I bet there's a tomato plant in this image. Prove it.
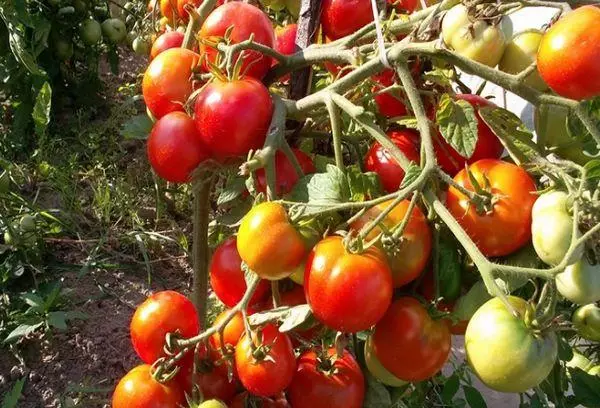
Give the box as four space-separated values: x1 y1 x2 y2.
112 364 184 408
321 0 373 40
256 149 315 196
150 31 185 60
573 304 600 342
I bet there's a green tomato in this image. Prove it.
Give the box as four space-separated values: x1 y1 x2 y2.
53 38 73 60
73 0 88 14
101 18 127 44
556 259 600 305
589 366 600 377
499 30 547 91
453 281 491 322
441 4 507 67
132 37 150 55
566 351 594 372
79 19 102 45
465 296 558 393
364 336 407 387
199 400 227 408
19 215 36 232
285 0 300 17
573 304 600 341
0 170 10 193
531 191 582 266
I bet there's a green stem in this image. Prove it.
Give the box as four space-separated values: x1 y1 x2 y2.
192 180 212 328
324 95 345 171
390 190 420 240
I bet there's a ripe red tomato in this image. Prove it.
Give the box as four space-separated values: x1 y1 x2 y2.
230 392 290 408
434 94 504 176
194 78 273 161
196 369 238 403
387 0 418 13
147 112 209 183
142 48 200 119
372 70 409 118
321 0 373 40
256 149 315 196
209 237 270 307
287 348 365 408
159 0 177 23
364 129 420 193
235 324 296 397
130 291 200 364
275 24 298 56
199 2 275 79
372 297 451 381
537 6 600 100
150 31 184 60
208 309 252 376
446 159 537 257
113 364 183 408
305 236 392 332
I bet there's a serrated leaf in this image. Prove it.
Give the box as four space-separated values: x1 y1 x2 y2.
557 336 573 362
120 114 153 140
363 374 392 408
3 322 43 343
567 98 600 155
423 68 454 88
289 164 350 214
248 305 313 333
584 159 600 184
47 311 68 330
437 238 462 301
32 81 51 136
399 163 421 189
2 377 25 408
346 166 382 202
569 368 600 408
442 374 460 404
217 176 246 206
464 385 487 408
436 94 479 158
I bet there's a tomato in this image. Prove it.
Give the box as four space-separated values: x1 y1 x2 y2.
176 0 217 23
573 304 600 341
372 70 409 118
209 237 270 307
199 3 275 79
142 48 200 119
196 369 238 403
305 236 392 332
194 78 272 161
372 297 450 381
537 6 600 100
101 18 127 43
287 348 365 408
112 364 183 408
350 199 431 288
132 37 150 56
150 31 184 60
235 324 296 397
208 309 250 376
441 4 506 67
256 149 315 196
230 392 290 408
387 0 417 13
434 94 504 176
465 296 558 392
499 30 547 91
364 336 407 387
199 400 227 408
237 202 307 280
274 24 297 56
531 191 582 266
446 159 537 257
364 129 420 193
130 291 200 363
321 0 373 40
53 38 73 61
79 19 102 45
556 258 600 305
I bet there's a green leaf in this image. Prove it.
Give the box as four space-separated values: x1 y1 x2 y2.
32 81 52 137
248 305 313 332
395 117 419 130
346 166 382 202
567 97 600 155
3 322 43 343
437 238 462 301
399 163 421 189
569 368 600 408
436 94 479 158
363 373 392 408
464 386 488 408
47 311 68 330
289 164 350 214
479 106 542 165
217 176 246 206
557 336 574 362
584 159 600 184
21 292 45 311
120 114 153 140
0 8 46 76
441 374 460 404
2 377 25 408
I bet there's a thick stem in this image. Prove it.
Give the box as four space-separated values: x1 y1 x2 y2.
192 180 212 328
324 95 345 171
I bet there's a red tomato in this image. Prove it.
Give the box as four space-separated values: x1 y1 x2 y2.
255 149 315 196
387 0 418 13
446 159 537 257
208 309 249 376
321 0 373 40
159 0 177 23
537 6 600 100
130 291 200 364
112 364 183 408
209 237 270 308
142 48 200 119
147 112 209 183
287 348 365 408
199 2 275 79
230 392 291 408
194 78 273 161
176 0 224 22
372 297 451 381
235 324 296 397
196 369 238 403
150 31 184 60
275 24 297 56
364 129 420 193
372 70 409 118
305 236 393 332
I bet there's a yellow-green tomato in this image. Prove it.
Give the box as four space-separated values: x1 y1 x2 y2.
199 400 227 408
499 30 547 90
573 304 600 341
79 19 102 45
566 351 594 372
101 18 127 44
465 296 558 393
19 215 36 232
556 259 600 304
441 4 507 67
364 336 407 387
132 37 150 55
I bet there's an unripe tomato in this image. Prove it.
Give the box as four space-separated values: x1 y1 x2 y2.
79 19 102 45
255 149 315 196
142 48 200 119
364 336 407 387
351 199 431 288
199 3 275 79
465 296 558 393
556 259 600 305
112 364 183 408
499 30 547 91
209 237 270 307
194 78 273 161
101 18 127 44
53 38 73 61
441 4 506 67
364 129 420 193
321 0 373 40
130 291 200 363
537 6 600 100
237 202 307 280
446 159 537 257
573 304 600 342
199 400 227 408
132 37 150 55
150 31 184 60
305 236 392 332
372 297 451 381
19 215 36 233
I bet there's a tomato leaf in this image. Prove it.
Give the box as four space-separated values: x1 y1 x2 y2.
452 281 491 322
2 377 25 408
399 163 421 189
395 117 419 130
3 322 43 343
289 164 350 215
557 336 574 362
216 176 246 206
363 373 392 408
120 114 153 140
463 385 487 408
47 311 68 330
248 304 313 332
568 368 600 408
437 237 462 301
567 97 600 156
583 159 600 184
436 94 479 159
346 166 382 202
441 374 460 404
32 81 51 137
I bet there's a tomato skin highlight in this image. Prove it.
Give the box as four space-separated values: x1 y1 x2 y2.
112 364 184 408
372 297 451 381
305 236 393 332
255 149 315 196
209 237 270 308
537 6 600 101
150 31 184 60
321 0 373 40
287 348 365 408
